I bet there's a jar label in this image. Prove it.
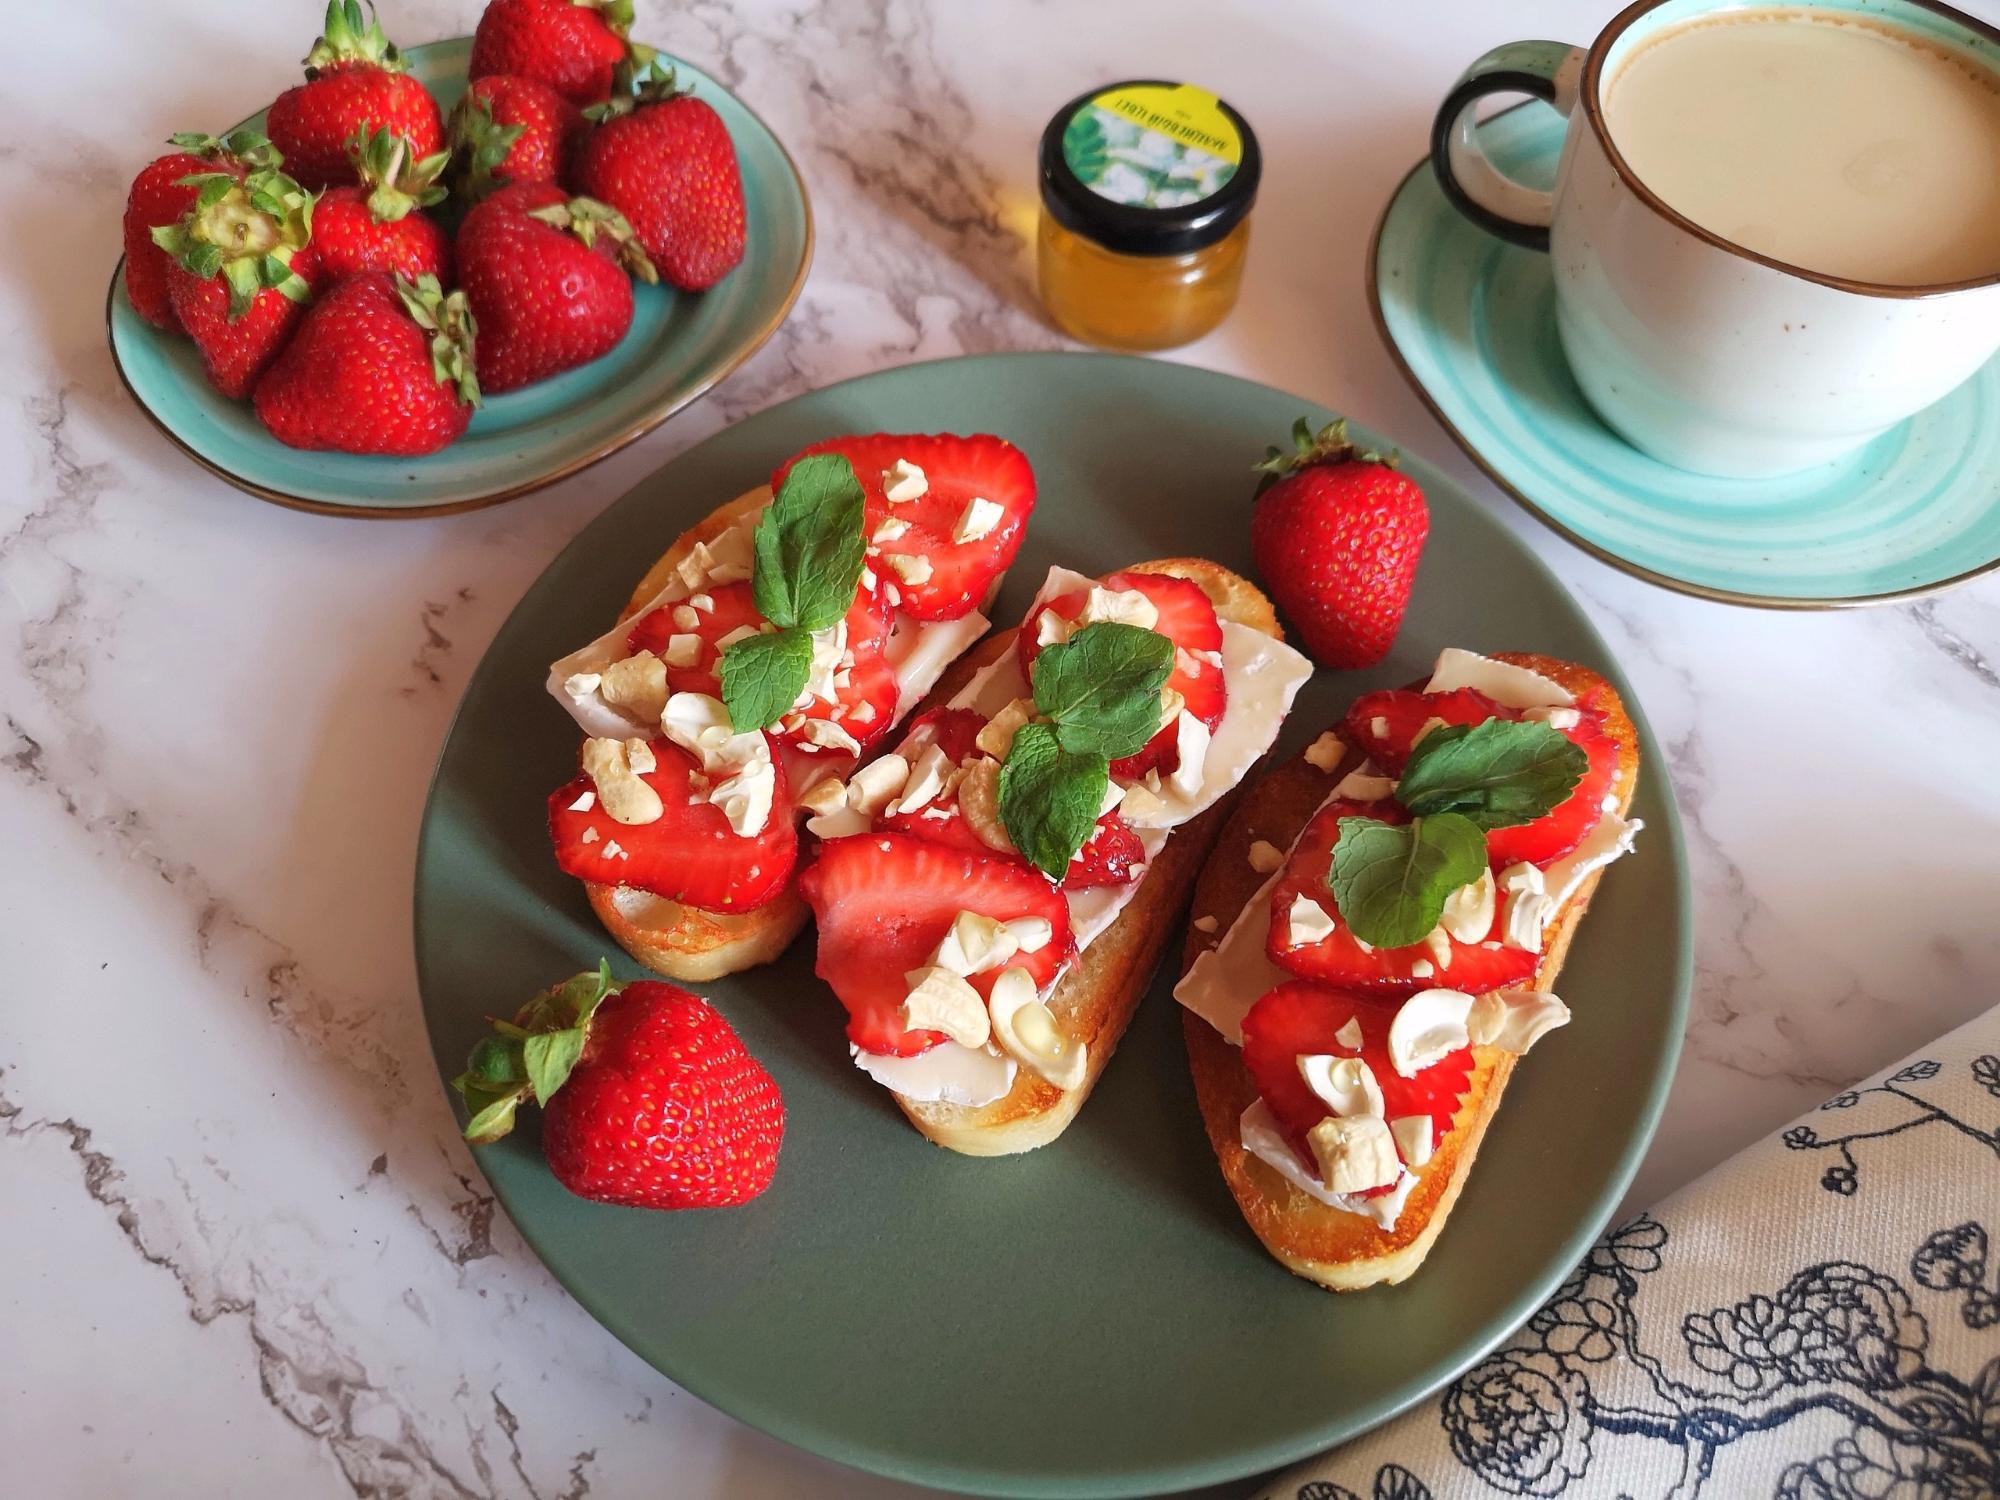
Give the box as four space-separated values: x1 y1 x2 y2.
1062 84 1242 209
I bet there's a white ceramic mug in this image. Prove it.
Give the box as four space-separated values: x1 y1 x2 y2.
1431 0 2000 478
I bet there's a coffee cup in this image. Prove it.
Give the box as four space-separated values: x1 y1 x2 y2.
1431 0 2000 478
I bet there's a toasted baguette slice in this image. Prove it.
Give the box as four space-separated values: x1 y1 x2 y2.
896 559 1285 1157
1181 654 1640 1290
571 486 815 981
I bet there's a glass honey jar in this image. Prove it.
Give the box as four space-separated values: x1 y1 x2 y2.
1036 80 1261 351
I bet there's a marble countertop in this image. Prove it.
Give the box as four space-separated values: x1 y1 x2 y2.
6 1 1998 1495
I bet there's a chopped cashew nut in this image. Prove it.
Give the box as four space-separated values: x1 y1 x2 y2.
894 744 952 815
1440 868 1496 944
1308 1115 1401 1195
1388 989 1475 1078
871 517 910 544
1286 894 1337 947
932 911 1020 977
884 552 933 586
988 966 1086 1090
1304 732 1346 772
580 737 665 825
1192 914 1219 933
672 605 701 631
882 459 928 502
663 633 702 669
1248 839 1285 874
846 753 910 815
1467 988 1571 1054
957 757 1015 853
798 777 847 817
1168 712 1210 798
1334 1016 1364 1051
599 651 669 723
1116 781 1171 826
1298 1053 1384 1118
976 698 1035 760
952 496 1004 543
900 967 990 1047
563 671 602 701
1391 1115 1435 1168
1003 916 1054 954
567 789 596 813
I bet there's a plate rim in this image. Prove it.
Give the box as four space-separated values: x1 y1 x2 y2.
1366 117 2000 611
410 349 1694 1497
106 34 814 521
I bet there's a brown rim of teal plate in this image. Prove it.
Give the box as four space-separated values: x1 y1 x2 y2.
412 351 1691 1497
106 36 812 520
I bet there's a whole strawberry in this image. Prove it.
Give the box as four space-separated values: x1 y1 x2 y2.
1249 418 1430 670
267 0 444 190
571 61 745 291
254 272 478 455
122 129 280 330
152 168 321 399
313 127 454 283
456 965 785 1210
468 0 632 106
448 73 585 205
456 182 655 393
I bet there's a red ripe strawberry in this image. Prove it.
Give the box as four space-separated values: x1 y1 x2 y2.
311 128 453 284
456 967 784 1210
253 273 479 455
122 129 279 330
448 73 585 204
266 1 445 191
570 61 746 291
548 735 797 913
799 832 1074 1058
154 168 321 399
1018 569 1226 778
1250 418 1429 670
1265 799 1539 995
456 182 657 393
1063 813 1145 890
773 434 1038 621
1344 687 1516 777
469 0 633 106
1241 981 1474 1173
1484 711 1619 867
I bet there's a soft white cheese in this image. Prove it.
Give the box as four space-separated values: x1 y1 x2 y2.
1173 864 1290 1044
1424 648 1574 710
851 1041 1015 1105
1332 764 1396 802
1498 812 1645 951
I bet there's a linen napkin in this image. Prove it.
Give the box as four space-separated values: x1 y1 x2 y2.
1258 1007 2000 1499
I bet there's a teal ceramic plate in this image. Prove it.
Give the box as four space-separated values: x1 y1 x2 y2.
107 38 810 519
1370 103 2000 608
414 353 1691 1497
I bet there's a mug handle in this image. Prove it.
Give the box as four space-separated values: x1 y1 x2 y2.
1429 41 1585 251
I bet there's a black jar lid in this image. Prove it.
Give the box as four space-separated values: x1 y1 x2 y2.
1039 80 1261 257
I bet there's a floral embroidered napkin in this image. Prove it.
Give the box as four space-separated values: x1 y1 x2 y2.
1258 1007 2000 1499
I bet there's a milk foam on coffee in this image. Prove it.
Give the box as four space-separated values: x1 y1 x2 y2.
1604 7 2000 285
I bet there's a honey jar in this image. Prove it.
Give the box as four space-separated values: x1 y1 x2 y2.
1036 80 1261 350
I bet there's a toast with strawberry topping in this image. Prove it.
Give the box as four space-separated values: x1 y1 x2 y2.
1175 650 1644 1290
541 436 1035 983
798 558 1314 1156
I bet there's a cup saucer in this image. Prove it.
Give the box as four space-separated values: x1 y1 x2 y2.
1370 102 2000 607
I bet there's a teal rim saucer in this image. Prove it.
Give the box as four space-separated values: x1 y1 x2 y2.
107 37 811 519
1369 101 2000 608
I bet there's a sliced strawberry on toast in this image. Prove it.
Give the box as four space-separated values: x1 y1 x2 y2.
1017 570 1227 778
1266 800 1539 995
773 433 1036 622
1342 687 1516 776
1241 981 1475 1174
798 832 1074 1057
877 708 992 853
1064 813 1146 889
548 738 797 913
1484 710 1620 867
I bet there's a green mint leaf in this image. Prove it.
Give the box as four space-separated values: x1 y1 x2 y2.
1396 719 1588 830
1329 813 1488 949
523 1026 587 1105
751 453 867 632
720 627 811 731
998 720 1107 879
1031 622 1175 760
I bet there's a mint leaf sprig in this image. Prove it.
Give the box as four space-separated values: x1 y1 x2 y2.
998 620 1174 879
719 454 868 731
1328 717 1588 948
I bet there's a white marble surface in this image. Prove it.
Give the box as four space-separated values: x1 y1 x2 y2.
5 2 1998 1496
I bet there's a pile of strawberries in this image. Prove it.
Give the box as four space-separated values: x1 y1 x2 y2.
121 0 748 457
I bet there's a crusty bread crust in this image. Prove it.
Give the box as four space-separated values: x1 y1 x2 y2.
898 560 1286 1156
1181 654 1641 1290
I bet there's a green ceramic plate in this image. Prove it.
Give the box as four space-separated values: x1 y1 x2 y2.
413 353 1691 1497
107 37 810 518
1370 102 2000 608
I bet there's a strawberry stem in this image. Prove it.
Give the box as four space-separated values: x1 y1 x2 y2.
453 964 619 1142
1252 416 1398 491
